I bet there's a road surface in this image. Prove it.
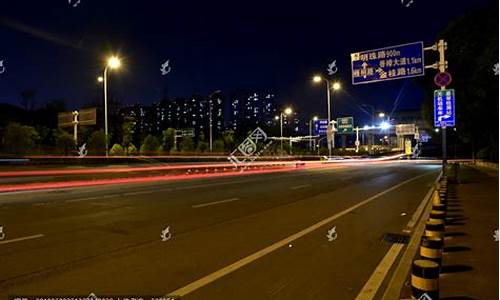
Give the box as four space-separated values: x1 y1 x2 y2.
0 161 441 299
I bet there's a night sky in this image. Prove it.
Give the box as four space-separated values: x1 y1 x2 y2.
0 0 492 125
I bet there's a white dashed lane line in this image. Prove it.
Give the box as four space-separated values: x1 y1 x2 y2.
192 198 240 209
0 234 44 245
290 184 311 190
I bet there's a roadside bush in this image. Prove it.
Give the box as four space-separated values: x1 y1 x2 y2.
140 134 160 155
110 143 125 156
54 129 75 155
88 130 106 155
3 122 39 154
127 144 138 155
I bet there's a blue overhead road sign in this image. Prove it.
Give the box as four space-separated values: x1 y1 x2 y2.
434 89 455 127
351 41 425 85
314 119 329 135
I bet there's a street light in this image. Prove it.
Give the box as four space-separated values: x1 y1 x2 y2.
309 115 319 152
378 112 386 118
379 121 390 130
97 76 104 83
313 75 341 157
102 55 122 156
278 107 293 154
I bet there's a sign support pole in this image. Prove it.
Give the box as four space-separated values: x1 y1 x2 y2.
437 39 448 174
326 80 332 157
72 111 79 145
355 127 359 153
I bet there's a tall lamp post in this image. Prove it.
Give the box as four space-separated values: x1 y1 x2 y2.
309 116 318 152
101 56 122 157
275 107 293 155
313 75 341 157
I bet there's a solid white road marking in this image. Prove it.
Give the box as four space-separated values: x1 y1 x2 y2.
0 234 44 245
382 173 443 300
165 171 435 297
354 243 404 300
192 198 240 209
356 171 441 300
290 184 311 190
65 194 117 203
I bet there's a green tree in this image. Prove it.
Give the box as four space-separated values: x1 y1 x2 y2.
161 128 176 153
127 144 138 155
213 138 225 153
180 136 195 152
54 129 75 155
88 130 106 155
110 143 125 156
3 122 39 154
122 117 134 155
222 129 235 151
196 132 208 153
140 134 160 155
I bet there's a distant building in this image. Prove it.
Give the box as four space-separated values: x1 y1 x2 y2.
231 92 278 132
119 93 225 141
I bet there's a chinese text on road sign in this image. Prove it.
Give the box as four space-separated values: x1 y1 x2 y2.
351 42 425 85
314 119 329 135
336 117 353 134
434 89 455 127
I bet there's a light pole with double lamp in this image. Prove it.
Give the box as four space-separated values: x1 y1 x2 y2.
313 75 341 158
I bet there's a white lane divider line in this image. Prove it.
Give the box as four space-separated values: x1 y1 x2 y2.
192 198 240 209
0 234 44 245
123 188 172 196
166 171 435 297
354 243 404 300
66 194 117 203
290 184 311 190
356 171 441 300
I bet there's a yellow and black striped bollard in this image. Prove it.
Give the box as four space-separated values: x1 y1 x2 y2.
429 210 446 223
411 259 439 299
432 203 446 212
425 219 445 239
420 236 443 266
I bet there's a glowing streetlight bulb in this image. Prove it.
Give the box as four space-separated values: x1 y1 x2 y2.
97 76 104 83
378 112 386 118
107 56 121 69
379 121 390 130
313 75 322 83
313 116 319 121
332 82 341 90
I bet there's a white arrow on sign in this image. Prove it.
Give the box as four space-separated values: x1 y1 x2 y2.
362 62 368 78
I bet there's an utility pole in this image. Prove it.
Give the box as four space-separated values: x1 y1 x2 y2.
72 110 79 145
424 39 449 174
209 101 213 152
355 127 360 153
438 39 448 173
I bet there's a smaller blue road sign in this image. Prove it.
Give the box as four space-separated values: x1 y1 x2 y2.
434 89 455 127
351 41 425 85
314 119 329 135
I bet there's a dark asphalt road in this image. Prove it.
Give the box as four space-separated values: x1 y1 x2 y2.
0 162 441 299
